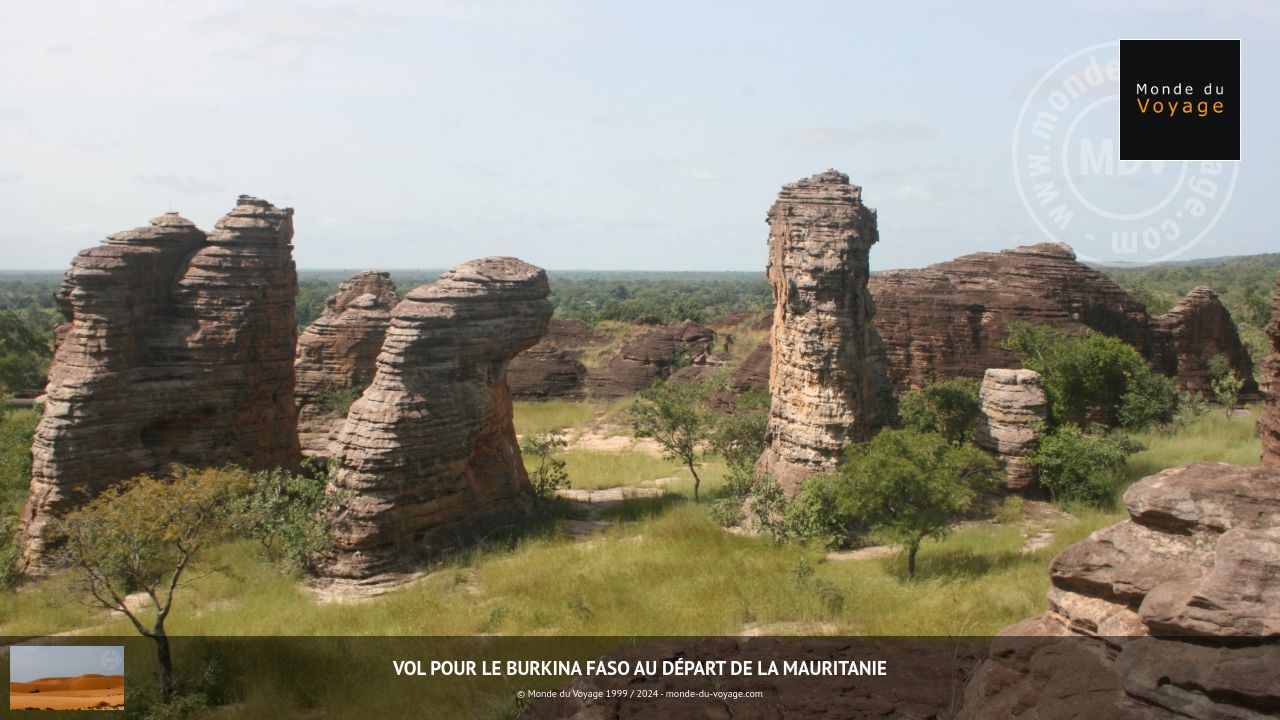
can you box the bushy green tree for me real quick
[0,310,51,394]
[898,377,982,445]
[1032,424,1140,506]
[711,389,769,497]
[59,467,249,702]
[631,380,715,501]
[1004,323,1178,429]
[836,429,996,578]
[1206,354,1244,418]
[521,431,569,499]
[231,459,341,573]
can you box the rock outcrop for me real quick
[320,257,552,585]
[957,461,1280,720]
[975,369,1047,489]
[293,271,399,455]
[584,320,716,399]
[732,244,1258,400]
[1151,286,1259,400]
[1259,274,1280,467]
[507,319,595,400]
[20,197,300,570]
[755,170,894,494]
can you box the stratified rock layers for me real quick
[957,461,1280,720]
[1152,286,1259,399]
[1260,273,1280,467]
[584,320,716,400]
[322,257,552,583]
[975,369,1047,489]
[756,171,893,494]
[294,271,398,454]
[20,197,300,569]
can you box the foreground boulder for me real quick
[957,461,1280,719]
[293,271,399,455]
[755,170,894,494]
[1260,273,1280,467]
[20,197,299,571]
[975,368,1047,489]
[584,320,716,400]
[319,257,552,586]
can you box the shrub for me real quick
[317,386,364,418]
[1032,424,1141,507]
[520,431,570,499]
[1004,322,1178,429]
[1207,355,1244,418]
[711,389,769,497]
[836,429,997,578]
[707,498,743,528]
[898,377,982,445]
[232,458,342,573]
[782,473,846,547]
[0,513,21,590]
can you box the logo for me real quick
[1012,41,1238,264]
[99,647,123,672]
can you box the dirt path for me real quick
[554,487,665,539]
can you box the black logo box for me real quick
[1120,39,1240,161]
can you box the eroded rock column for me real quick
[755,170,893,494]
[20,196,299,570]
[975,369,1047,489]
[320,257,552,585]
[294,271,399,454]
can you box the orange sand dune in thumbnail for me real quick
[10,673,124,711]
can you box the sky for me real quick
[1,1,1275,272]
[10,645,124,682]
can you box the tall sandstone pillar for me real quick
[755,170,894,494]
[20,196,299,571]
[319,257,553,586]
[1259,272,1280,467]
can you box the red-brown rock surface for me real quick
[20,197,300,571]
[755,170,894,494]
[957,461,1280,720]
[294,271,398,454]
[975,368,1047,489]
[1259,273,1280,467]
[734,244,1258,401]
[1151,286,1259,400]
[507,319,596,400]
[319,257,552,585]
[584,320,716,400]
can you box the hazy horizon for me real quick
[3,1,1276,272]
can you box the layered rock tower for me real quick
[975,369,1048,489]
[320,257,553,584]
[755,171,893,494]
[1260,273,1280,467]
[1152,285,1259,400]
[293,271,399,454]
[20,196,300,570]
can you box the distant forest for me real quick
[2,254,1278,395]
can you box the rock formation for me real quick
[1151,286,1259,400]
[975,369,1047,489]
[584,320,716,400]
[20,196,300,570]
[957,461,1280,719]
[507,319,595,400]
[320,257,552,585]
[755,170,894,494]
[733,244,1258,400]
[1259,273,1280,467]
[293,271,399,454]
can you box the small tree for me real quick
[1206,354,1244,418]
[520,431,570,499]
[231,458,342,573]
[631,380,713,501]
[711,389,769,496]
[59,467,247,703]
[1033,424,1141,507]
[837,429,996,578]
[898,377,982,445]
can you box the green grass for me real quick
[512,400,600,437]
[1120,405,1262,486]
